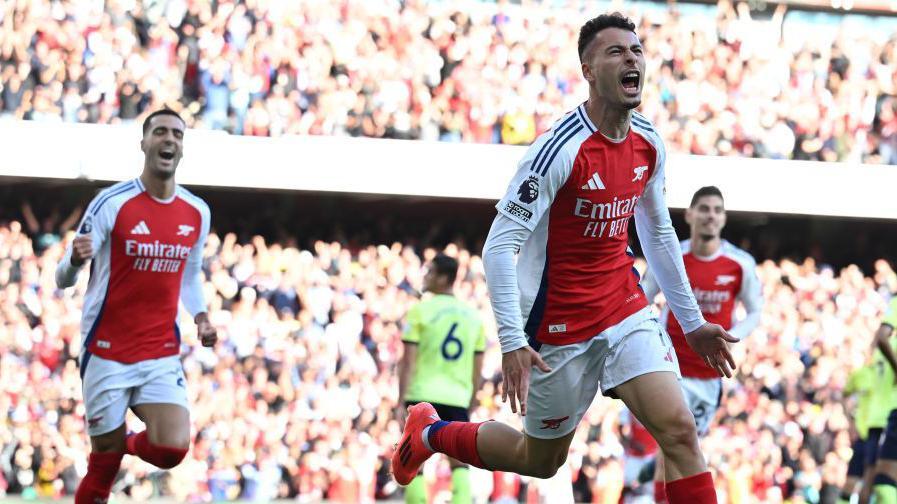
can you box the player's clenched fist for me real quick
[70,235,94,266]
[684,323,739,378]
[195,313,218,347]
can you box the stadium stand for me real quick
[0,0,895,163]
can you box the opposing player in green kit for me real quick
[870,295,897,504]
[841,358,887,504]
[396,254,486,504]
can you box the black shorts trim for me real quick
[406,401,470,422]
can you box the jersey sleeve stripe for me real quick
[530,114,577,175]
[631,116,655,132]
[84,180,133,216]
[538,125,583,176]
[90,181,137,216]
[576,106,596,133]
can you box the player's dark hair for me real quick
[142,108,185,135]
[690,186,725,208]
[431,254,459,284]
[578,13,637,63]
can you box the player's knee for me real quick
[653,411,700,455]
[152,445,189,469]
[527,464,560,479]
[525,453,566,479]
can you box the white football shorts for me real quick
[524,307,680,439]
[680,376,722,436]
[80,352,188,436]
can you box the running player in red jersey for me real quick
[392,14,736,504]
[642,186,763,502]
[56,109,216,504]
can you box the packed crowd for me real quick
[0,202,895,503]
[1,0,895,164]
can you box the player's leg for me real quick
[613,373,715,502]
[653,452,667,503]
[873,412,897,504]
[841,436,865,504]
[127,356,191,469]
[432,404,476,504]
[602,322,716,504]
[861,428,883,504]
[76,354,131,504]
[653,377,721,503]
[392,339,598,484]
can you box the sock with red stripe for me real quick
[666,471,717,504]
[126,431,188,469]
[424,421,486,469]
[654,479,668,503]
[74,452,123,504]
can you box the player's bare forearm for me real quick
[397,343,416,404]
[875,324,897,373]
[471,352,484,412]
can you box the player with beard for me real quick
[391,13,737,504]
[641,186,763,502]
[57,109,215,504]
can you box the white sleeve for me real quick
[485,131,573,352]
[633,145,706,334]
[729,256,763,340]
[482,215,531,354]
[180,202,211,317]
[640,267,661,303]
[55,194,112,288]
[494,129,574,232]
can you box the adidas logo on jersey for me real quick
[581,172,606,190]
[130,221,151,235]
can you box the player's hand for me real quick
[501,346,551,416]
[684,323,739,378]
[195,313,217,347]
[70,235,94,267]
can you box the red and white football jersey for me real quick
[644,240,762,378]
[493,104,702,347]
[57,178,210,364]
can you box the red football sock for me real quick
[74,452,123,504]
[666,471,717,504]
[427,421,486,469]
[127,431,188,469]
[654,479,668,503]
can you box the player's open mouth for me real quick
[620,71,640,95]
[159,151,175,161]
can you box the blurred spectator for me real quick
[0,1,895,164]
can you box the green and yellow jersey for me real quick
[846,364,874,439]
[871,296,897,423]
[403,294,486,408]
